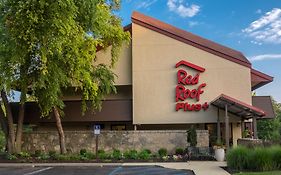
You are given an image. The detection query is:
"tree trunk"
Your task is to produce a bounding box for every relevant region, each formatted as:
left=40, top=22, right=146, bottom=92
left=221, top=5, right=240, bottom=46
left=15, top=88, right=27, bottom=153
left=53, top=106, right=66, bottom=154
left=0, top=104, right=11, bottom=152
left=15, top=102, right=25, bottom=153
left=1, top=90, right=15, bottom=153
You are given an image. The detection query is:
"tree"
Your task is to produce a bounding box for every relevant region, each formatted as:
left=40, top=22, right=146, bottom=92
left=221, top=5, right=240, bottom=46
left=0, top=0, right=129, bottom=154
left=257, top=99, right=281, bottom=142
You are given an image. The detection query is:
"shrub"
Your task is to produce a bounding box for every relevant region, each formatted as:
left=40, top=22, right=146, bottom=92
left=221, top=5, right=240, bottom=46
left=227, top=146, right=281, bottom=171
left=80, top=149, right=87, bottom=156
left=48, top=151, right=58, bottom=159
left=98, top=149, right=110, bottom=159
left=112, top=149, right=122, bottom=160
left=18, top=151, right=31, bottom=159
left=83, top=152, right=95, bottom=160
left=158, top=148, right=168, bottom=157
left=187, top=126, right=197, bottom=147
left=143, top=149, right=151, bottom=154
left=226, top=146, right=250, bottom=171
left=56, top=154, right=71, bottom=161
left=5, top=153, right=17, bottom=160
left=37, top=153, right=50, bottom=160
left=124, top=150, right=138, bottom=160
left=271, top=146, right=281, bottom=169
left=175, top=148, right=184, bottom=155
left=138, top=149, right=151, bottom=160
left=34, top=150, right=43, bottom=157
left=249, top=147, right=273, bottom=171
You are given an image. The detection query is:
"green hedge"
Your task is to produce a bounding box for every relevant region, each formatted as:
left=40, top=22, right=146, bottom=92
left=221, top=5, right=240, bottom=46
left=227, top=146, right=281, bottom=171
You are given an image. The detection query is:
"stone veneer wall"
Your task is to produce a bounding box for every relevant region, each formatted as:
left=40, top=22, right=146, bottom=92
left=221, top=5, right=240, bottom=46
left=196, top=130, right=209, bottom=147
left=22, top=130, right=209, bottom=154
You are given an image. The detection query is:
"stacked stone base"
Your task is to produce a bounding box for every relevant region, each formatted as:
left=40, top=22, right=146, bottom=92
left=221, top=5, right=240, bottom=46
left=22, top=130, right=209, bottom=154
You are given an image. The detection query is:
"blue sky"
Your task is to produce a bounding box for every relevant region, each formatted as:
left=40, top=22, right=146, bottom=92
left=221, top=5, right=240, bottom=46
left=117, top=0, right=281, bottom=102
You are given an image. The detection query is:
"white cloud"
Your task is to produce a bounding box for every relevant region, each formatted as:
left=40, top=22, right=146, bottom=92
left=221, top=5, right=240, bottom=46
left=136, top=0, right=157, bottom=9
left=256, top=9, right=262, bottom=14
left=242, top=8, right=281, bottom=44
left=249, top=54, right=281, bottom=61
left=167, top=0, right=200, bottom=18
left=188, top=21, right=199, bottom=27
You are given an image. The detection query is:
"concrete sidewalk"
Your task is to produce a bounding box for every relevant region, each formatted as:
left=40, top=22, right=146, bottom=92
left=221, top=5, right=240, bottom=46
left=123, top=162, right=230, bottom=175
left=0, top=161, right=230, bottom=175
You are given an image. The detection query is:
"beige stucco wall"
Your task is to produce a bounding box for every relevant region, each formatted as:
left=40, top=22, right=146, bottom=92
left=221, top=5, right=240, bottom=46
left=132, top=23, right=251, bottom=125
left=95, top=44, right=132, bottom=85
left=62, top=43, right=132, bottom=101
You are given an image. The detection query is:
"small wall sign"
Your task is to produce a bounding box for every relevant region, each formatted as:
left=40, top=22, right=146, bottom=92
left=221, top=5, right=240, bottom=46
left=93, top=125, right=101, bottom=135
left=175, top=60, right=209, bottom=112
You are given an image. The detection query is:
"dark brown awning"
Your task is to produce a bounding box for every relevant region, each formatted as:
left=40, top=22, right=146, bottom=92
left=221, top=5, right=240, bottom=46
left=252, top=96, right=275, bottom=119
left=211, top=94, right=265, bottom=119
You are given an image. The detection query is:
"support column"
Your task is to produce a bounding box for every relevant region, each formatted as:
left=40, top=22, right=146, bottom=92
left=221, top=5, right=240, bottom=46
left=217, top=108, right=221, bottom=142
left=241, top=118, right=245, bottom=138
left=253, top=115, right=257, bottom=139
left=225, top=104, right=230, bottom=151
left=134, top=125, right=137, bottom=131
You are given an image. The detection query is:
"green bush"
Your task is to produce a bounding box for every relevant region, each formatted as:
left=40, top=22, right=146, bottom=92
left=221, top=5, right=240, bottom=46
left=78, top=149, right=95, bottom=160
left=56, top=154, right=71, bottom=161
left=124, top=150, right=138, bottom=160
left=98, top=149, right=110, bottom=159
left=175, top=148, right=184, bottom=155
left=227, top=146, right=281, bottom=171
left=48, top=151, right=58, bottom=159
left=83, top=152, right=95, bottom=160
left=112, top=149, right=122, bottom=160
left=158, top=148, right=168, bottom=157
left=187, top=126, right=197, bottom=147
left=34, top=150, right=43, bottom=157
left=80, top=149, right=87, bottom=156
left=271, top=146, right=281, bottom=169
left=38, top=153, right=50, bottom=160
left=249, top=147, right=273, bottom=171
left=138, top=149, right=151, bottom=160
left=143, top=149, right=151, bottom=154
left=226, top=146, right=251, bottom=171
left=18, top=151, right=31, bottom=159
left=5, top=153, right=17, bottom=160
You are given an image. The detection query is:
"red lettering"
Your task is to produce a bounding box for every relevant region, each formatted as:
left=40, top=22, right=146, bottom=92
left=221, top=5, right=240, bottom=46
left=175, top=62, right=208, bottom=112
left=177, top=70, right=200, bottom=85
left=175, top=102, right=208, bottom=112
left=196, top=83, right=206, bottom=101
left=177, top=69, right=187, bottom=85
left=176, top=85, right=185, bottom=102
left=202, top=102, right=209, bottom=110
left=194, top=104, right=202, bottom=111
left=191, top=73, right=199, bottom=85
left=176, top=103, right=185, bottom=111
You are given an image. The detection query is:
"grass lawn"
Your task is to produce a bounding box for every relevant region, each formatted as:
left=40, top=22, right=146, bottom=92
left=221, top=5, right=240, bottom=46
left=234, top=171, right=281, bottom=175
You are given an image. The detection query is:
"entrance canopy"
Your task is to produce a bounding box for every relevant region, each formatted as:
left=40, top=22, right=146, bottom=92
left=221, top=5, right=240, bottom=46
left=211, top=94, right=265, bottom=119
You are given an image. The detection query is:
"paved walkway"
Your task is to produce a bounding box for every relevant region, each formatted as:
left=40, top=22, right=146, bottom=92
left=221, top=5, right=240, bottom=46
left=123, top=162, right=230, bottom=175
left=0, top=161, right=230, bottom=175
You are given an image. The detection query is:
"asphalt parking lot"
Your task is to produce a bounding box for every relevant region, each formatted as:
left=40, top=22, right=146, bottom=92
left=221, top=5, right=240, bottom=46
left=0, top=166, right=195, bottom=175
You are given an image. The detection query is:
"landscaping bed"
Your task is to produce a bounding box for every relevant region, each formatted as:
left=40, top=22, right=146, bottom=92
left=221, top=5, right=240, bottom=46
left=0, top=147, right=215, bottom=163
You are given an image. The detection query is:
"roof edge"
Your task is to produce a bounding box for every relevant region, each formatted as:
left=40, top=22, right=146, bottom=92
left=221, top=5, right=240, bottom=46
left=251, top=68, right=273, bottom=81
left=131, top=11, right=251, bottom=68
left=251, top=69, right=273, bottom=90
